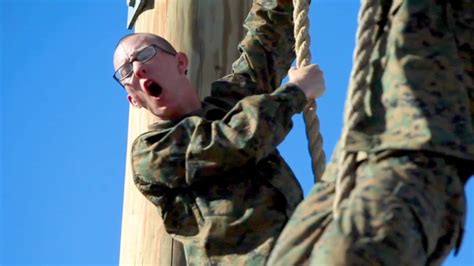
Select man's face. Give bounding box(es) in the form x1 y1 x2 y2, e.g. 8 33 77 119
113 34 192 120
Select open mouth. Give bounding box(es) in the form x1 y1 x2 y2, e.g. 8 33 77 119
145 81 163 98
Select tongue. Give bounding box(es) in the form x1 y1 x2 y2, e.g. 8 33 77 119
149 82 163 97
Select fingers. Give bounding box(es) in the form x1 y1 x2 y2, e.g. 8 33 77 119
288 66 297 76
287 63 326 99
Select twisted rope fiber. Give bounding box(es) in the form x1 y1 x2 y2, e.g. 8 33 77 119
332 0 382 218
293 0 326 182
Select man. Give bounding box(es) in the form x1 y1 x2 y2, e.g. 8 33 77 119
268 0 473 265
113 0 325 264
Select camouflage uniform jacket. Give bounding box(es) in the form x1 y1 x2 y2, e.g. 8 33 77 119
131 0 304 264
343 0 474 162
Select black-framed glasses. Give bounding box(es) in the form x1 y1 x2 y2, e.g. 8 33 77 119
113 44 177 86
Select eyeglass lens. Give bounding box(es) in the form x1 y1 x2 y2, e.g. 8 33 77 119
116 45 157 81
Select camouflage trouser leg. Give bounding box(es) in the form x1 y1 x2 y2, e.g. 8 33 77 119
266 143 341 266
267 151 466 266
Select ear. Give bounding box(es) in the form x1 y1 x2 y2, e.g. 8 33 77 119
128 95 140 108
175 52 189 75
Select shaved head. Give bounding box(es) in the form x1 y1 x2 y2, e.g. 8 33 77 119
114 33 177 56
112 32 199 120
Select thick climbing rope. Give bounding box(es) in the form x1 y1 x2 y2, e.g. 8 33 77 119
332 0 382 218
293 0 326 183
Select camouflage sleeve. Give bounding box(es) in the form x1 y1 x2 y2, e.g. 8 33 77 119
131 84 306 192
211 0 296 101
343 0 474 160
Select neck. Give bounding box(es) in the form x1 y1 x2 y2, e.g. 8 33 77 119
177 78 202 117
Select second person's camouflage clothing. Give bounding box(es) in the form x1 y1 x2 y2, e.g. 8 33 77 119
268 0 472 265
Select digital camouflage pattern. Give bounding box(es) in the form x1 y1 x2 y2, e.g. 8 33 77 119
268 0 473 265
133 85 305 265
344 0 474 159
131 0 304 265
268 150 467 265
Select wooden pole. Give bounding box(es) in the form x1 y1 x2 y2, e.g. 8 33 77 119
119 1 252 265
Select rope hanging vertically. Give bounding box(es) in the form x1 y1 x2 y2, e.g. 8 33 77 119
332 0 382 218
293 0 326 183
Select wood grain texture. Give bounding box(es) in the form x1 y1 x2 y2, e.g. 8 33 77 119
120 1 252 265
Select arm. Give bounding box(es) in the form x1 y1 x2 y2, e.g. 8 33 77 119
211 0 296 101
132 65 324 226
131 84 307 190
131 86 303 234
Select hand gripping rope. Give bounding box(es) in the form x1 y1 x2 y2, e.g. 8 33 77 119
293 0 326 183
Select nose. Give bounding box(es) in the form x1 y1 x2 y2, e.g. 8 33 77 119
132 61 147 79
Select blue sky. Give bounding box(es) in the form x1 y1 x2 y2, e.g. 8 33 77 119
1 0 472 265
